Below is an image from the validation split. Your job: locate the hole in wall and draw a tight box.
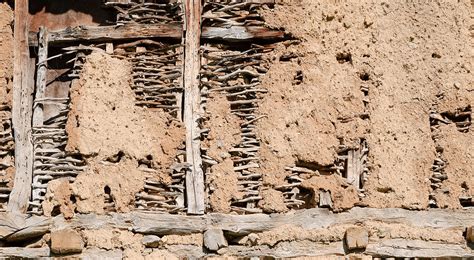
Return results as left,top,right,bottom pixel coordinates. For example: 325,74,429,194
432,53,442,58
336,52,352,64
359,72,370,81
104,185,111,195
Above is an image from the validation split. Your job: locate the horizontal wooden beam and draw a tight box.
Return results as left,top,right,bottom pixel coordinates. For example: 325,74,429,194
1,239,472,259
28,24,285,46
1,208,473,258
2,208,473,240
0,248,50,258
28,23,183,46
202,25,285,42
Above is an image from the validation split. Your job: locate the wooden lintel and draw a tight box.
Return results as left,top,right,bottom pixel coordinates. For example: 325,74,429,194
28,23,183,46
28,25,284,46
8,0,35,213
32,27,48,127
202,26,285,42
0,208,473,257
184,0,205,215
1,208,473,240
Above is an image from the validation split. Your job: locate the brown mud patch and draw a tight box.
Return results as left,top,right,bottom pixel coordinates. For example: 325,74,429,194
204,93,243,212
257,0,472,210
63,52,184,214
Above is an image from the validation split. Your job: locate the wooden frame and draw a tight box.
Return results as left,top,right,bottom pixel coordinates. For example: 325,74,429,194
0,208,473,258
6,0,473,258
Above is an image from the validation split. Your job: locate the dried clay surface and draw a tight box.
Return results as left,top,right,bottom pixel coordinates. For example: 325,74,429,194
251,222,464,247
204,93,243,212
257,0,473,210
0,3,13,107
61,52,184,214
432,124,473,208
0,3,14,207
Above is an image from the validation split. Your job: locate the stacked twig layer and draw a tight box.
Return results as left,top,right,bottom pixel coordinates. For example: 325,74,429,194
113,40,186,213
277,140,369,210
0,106,14,211
429,106,472,208
200,44,273,213
203,0,271,27
135,148,187,213
29,49,88,215
105,0,183,25
119,42,183,118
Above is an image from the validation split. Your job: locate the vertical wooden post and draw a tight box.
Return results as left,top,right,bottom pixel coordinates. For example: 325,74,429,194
347,149,361,190
184,0,205,214
8,0,35,213
32,27,48,127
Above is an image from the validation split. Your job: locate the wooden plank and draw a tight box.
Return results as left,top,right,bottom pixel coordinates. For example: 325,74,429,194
346,149,361,189
32,27,48,127
28,23,183,46
1,208,474,242
202,26,285,42
183,0,205,214
29,25,284,46
0,247,50,258
8,0,35,213
365,239,474,258
166,239,474,258
0,240,472,259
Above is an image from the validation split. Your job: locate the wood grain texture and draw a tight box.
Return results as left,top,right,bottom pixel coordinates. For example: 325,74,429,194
1,208,473,239
183,0,205,215
0,247,50,258
8,0,35,213
32,27,48,127
28,25,284,46
202,26,284,42
28,23,183,46
0,208,473,257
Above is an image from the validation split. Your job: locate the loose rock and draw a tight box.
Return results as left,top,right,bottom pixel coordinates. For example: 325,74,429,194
204,229,228,252
50,229,83,255
142,235,161,248
467,226,474,243
344,227,368,250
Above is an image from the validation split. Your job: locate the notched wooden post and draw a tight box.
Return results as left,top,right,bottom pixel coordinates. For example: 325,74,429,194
8,0,35,213
184,0,205,214
32,27,49,127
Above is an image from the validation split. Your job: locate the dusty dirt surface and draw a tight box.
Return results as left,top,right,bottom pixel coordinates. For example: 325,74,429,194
204,93,243,212
257,0,473,210
0,3,14,210
0,3,13,107
433,124,474,208
252,222,464,247
64,52,184,214
82,228,144,259
42,178,75,219
301,175,359,211
207,158,243,213
71,159,148,214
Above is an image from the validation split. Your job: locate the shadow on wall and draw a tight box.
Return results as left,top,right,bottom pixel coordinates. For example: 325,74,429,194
29,0,115,31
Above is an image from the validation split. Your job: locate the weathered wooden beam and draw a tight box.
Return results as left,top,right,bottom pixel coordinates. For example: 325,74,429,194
28,23,183,46
28,25,284,46
1,208,474,241
165,239,474,258
202,26,285,42
365,239,474,258
2,208,473,257
183,0,205,215
0,248,50,258
8,0,35,213
32,27,48,127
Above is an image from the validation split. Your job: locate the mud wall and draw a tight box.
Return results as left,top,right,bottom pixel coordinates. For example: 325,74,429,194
0,2,14,211
256,0,473,211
